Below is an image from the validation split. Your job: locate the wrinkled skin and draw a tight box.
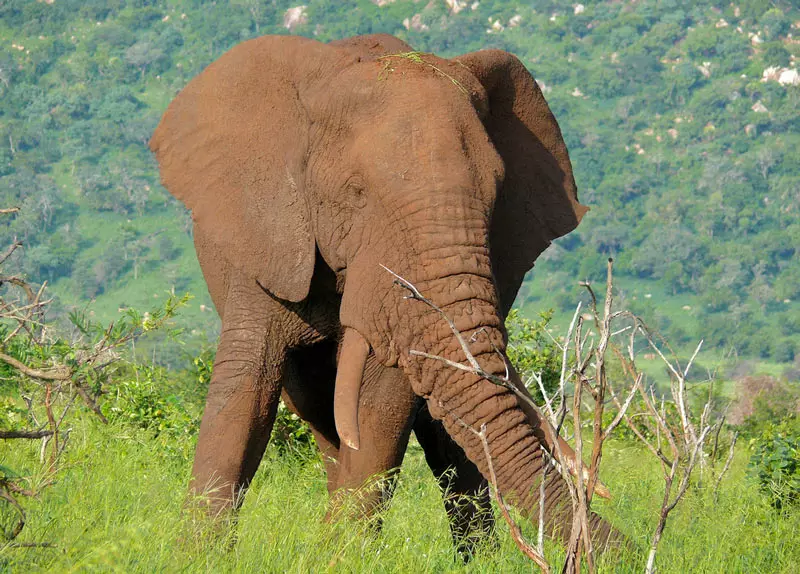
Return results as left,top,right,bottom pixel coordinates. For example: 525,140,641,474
150,34,614,555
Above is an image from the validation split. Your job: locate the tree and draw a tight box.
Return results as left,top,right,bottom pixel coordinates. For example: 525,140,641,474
124,41,164,80
760,8,791,41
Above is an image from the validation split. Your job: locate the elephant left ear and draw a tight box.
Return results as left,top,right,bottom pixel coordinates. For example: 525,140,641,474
453,50,588,316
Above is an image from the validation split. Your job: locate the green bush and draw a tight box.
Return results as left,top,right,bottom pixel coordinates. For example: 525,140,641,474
506,308,561,402
106,365,198,438
748,417,800,510
269,401,316,454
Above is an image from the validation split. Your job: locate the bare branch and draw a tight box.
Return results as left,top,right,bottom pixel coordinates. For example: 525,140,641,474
476,423,551,573
666,424,712,515
530,370,556,425
713,431,738,499
0,241,22,266
74,381,109,424
538,454,549,556
0,489,25,540
0,353,71,381
603,373,641,440
683,339,704,380
0,429,54,439
558,302,583,424
381,265,480,371
444,407,551,572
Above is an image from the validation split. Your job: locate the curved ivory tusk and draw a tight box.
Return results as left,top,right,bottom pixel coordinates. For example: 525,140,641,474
334,328,370,451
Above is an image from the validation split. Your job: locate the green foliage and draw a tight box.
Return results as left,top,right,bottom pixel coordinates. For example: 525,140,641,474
506,308,561,401
760,8,791,41
106,365,198,442
0,283,192,533
748,417,800,510
269,402,316,453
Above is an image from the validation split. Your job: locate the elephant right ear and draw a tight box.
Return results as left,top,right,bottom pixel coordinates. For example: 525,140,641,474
454,50,588,315
150,36,321,302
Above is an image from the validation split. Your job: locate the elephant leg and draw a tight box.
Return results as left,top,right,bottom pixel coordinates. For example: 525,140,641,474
189,280,285,516
281,341,341,494
414,403,495,558
328,357,419,526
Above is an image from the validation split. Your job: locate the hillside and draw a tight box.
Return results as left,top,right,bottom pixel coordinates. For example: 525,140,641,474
0,0,798,368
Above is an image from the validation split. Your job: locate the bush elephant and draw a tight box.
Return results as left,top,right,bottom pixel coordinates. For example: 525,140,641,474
150,33,615,554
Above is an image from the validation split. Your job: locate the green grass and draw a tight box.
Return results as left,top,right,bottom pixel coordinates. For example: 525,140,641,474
2,415,798,573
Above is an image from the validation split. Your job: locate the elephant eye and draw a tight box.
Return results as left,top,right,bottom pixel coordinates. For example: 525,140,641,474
344,175,367,209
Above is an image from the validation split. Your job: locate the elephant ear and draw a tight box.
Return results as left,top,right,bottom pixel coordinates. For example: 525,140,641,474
150,36,321,302
454,50,588,315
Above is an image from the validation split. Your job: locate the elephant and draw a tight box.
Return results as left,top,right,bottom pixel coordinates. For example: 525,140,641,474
149,33,616,555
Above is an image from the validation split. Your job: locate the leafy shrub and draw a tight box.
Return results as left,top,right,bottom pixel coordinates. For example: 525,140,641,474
506,308,561,402
748,417,800,510
269,402,316,453
760,42,791,68
760,8,791,41
106,365,198,441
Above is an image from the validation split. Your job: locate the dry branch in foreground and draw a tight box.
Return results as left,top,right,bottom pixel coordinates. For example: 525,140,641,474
386,259,737,573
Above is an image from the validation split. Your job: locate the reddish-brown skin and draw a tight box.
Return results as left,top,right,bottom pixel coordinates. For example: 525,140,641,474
150,34,613,555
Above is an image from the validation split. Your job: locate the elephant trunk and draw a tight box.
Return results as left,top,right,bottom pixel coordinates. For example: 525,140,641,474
398,275,613,544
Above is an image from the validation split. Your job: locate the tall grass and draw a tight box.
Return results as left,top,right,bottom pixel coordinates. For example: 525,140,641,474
2,413,798,573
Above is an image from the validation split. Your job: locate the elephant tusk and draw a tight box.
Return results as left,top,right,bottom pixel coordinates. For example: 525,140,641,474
334,328,371,451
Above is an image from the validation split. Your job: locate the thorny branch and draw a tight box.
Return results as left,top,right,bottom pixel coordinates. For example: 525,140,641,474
382,265,604,497
479,420,551,572
383,265,559,429
442,404,549,572
585,281,734,574
713,431,739,500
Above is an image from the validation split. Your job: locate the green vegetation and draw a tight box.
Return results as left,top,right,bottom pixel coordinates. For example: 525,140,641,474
749,416,800,510
505,308,562,401
1,406,799,572
0,0,797,366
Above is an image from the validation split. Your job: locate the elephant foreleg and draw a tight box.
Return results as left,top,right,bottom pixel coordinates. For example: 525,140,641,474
414,403,495,558
327,357,418,526
189,283,285,516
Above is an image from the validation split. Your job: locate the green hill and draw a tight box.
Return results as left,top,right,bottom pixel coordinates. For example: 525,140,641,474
1,0,798,368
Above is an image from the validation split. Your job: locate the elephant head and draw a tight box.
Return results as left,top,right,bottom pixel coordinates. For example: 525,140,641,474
150,34,606,541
